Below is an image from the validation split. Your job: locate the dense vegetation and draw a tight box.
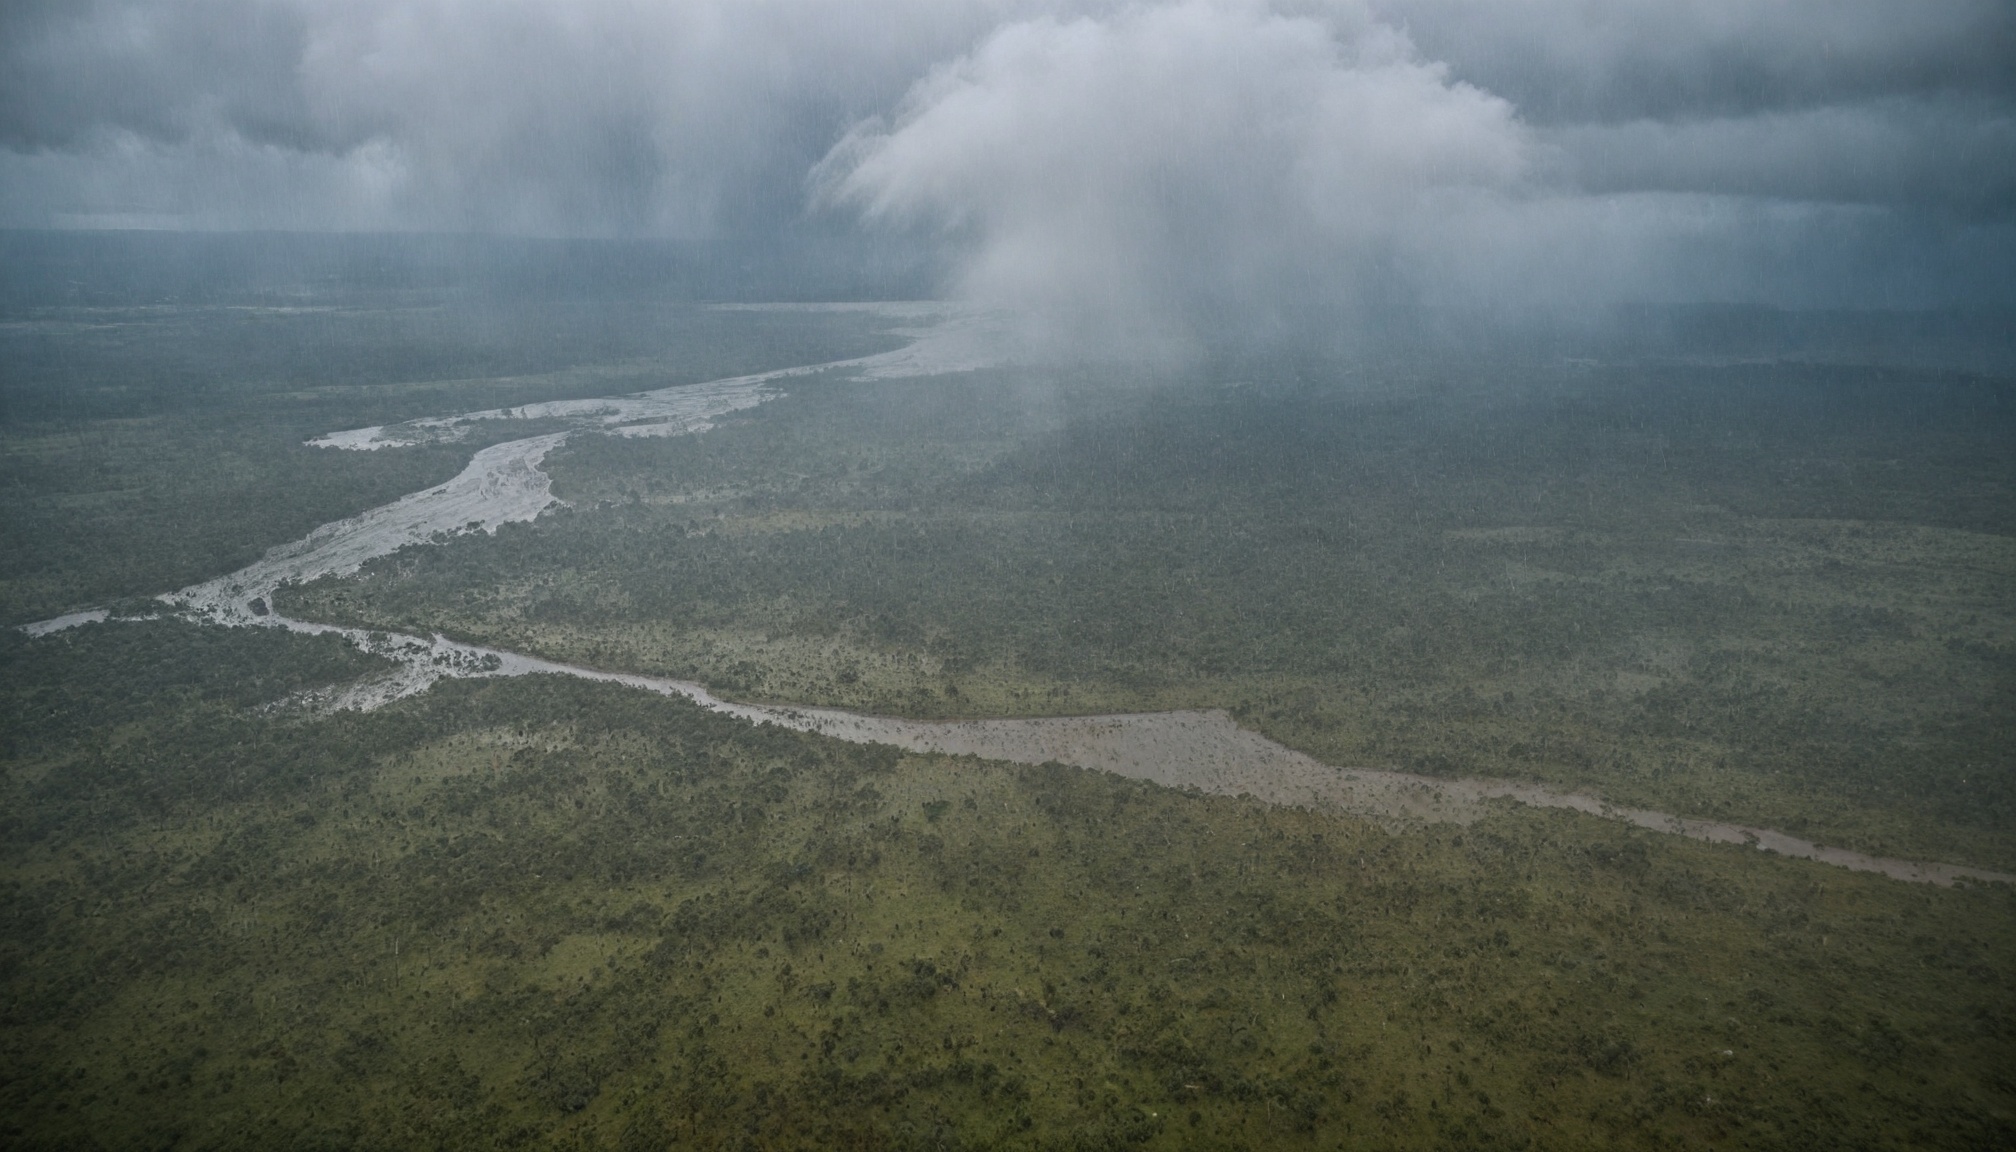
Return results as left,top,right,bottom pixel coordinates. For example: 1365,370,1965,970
3,621,2012,1150
281,362,2016,871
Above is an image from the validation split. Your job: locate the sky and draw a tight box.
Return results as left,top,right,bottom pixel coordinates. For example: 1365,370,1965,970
3,0,2012,332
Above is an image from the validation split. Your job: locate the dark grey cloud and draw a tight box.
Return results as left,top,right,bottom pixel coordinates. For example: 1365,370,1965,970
1543,96,2016,218
2,0,1015,235
0,0,324,152
1378,0,2016,221
1378,0,2016,124
2,0,2010,324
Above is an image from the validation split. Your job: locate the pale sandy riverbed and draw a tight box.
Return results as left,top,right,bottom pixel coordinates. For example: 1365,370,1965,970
491,656,2016,889
224,615,2013,889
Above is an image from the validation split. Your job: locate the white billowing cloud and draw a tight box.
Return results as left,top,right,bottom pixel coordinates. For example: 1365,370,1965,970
819,0,1526,349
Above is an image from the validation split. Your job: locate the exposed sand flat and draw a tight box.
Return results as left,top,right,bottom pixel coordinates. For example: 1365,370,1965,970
19,609,109,636
254,625,2016,890
632,687,2016,889
306,369,784,450
28,305,1003,637
168,432,571,624
306,303,1009,451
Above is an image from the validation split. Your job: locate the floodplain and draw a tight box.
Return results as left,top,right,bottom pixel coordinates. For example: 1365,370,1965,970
3,238,2013,1150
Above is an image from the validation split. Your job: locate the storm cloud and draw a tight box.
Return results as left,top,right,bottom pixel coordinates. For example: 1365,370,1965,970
817,1,1527,350
3,0,2011,326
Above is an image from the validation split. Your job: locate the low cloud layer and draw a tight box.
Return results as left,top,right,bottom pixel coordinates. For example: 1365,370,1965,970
4,0,2012,327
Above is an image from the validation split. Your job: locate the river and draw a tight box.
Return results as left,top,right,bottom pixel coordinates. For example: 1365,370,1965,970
21,303,2013,889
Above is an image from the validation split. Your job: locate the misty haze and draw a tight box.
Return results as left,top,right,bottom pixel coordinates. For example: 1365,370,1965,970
2,2,2013,1149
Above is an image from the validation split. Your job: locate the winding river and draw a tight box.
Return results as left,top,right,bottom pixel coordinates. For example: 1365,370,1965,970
23,303,2013,889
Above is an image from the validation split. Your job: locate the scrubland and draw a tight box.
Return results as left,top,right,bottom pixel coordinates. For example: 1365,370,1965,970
4,622,2012,1150
5,294,2014,1148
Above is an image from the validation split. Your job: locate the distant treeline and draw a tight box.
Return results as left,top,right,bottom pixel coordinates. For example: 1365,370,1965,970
0,228,944,314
